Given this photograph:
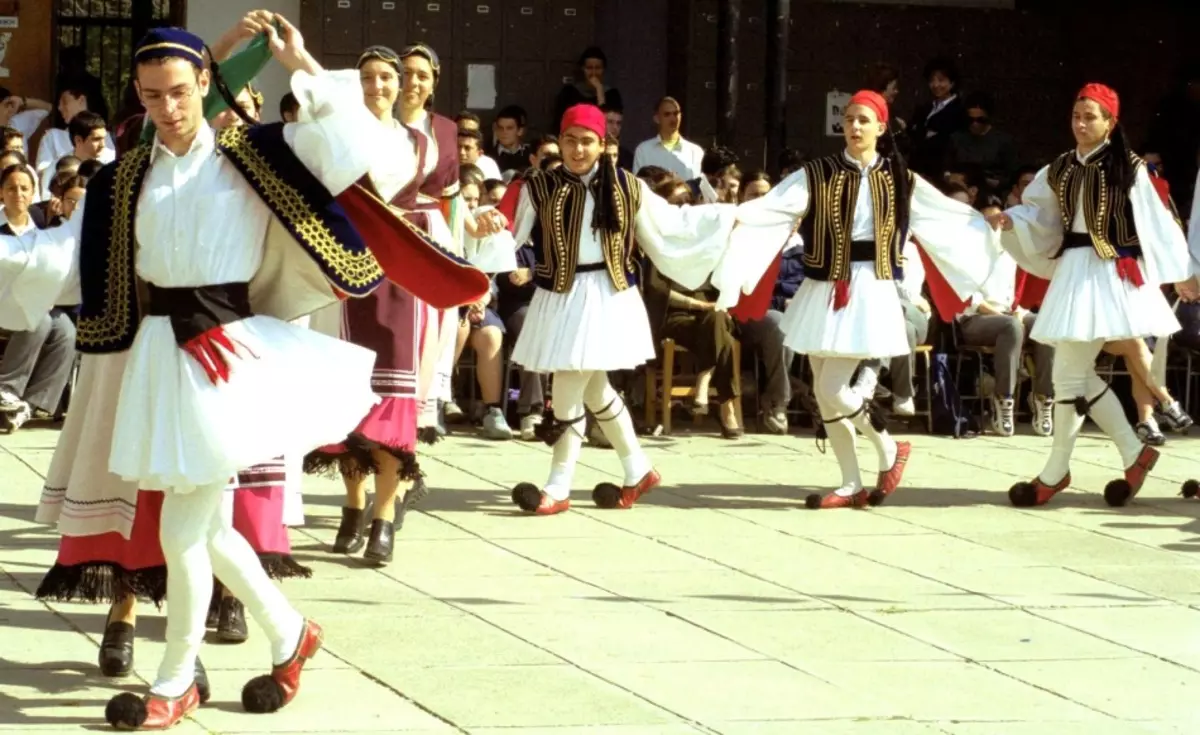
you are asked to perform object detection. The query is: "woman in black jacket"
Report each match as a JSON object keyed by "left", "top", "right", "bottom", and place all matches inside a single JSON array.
[{"left": 908, "top": 56, "right": 968, "bottom": 178}]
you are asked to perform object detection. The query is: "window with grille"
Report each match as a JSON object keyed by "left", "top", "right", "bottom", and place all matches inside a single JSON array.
[{"left": 54, "top": 0, "right": 185, "bottom": 122}]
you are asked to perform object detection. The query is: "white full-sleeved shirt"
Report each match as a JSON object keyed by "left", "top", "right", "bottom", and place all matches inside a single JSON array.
[
  {"left": 1186, "top": 168, "right": 1200, "bottom": 278},
  {"left": 1005, "top": 141, "right": 1191, "bottom": 286},
  {"left": 718, "top": 148, "right": 1001, "bottom": 312},
  {"left": 632, "top": 134, "right": 704, "bottom": 180},
  {"left": 510, "top": 163, "right": 737, "bottom": 292}
]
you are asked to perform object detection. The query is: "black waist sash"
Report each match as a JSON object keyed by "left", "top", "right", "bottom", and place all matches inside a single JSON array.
[
  {"left": 146, "top": 282, "right": 253, "bottom": 346},
  {"left": 1058, "top": 231, "right": 1142, "bottom": 260},
  {"left": 849, "top": 240, "right": 876, "bottom": 262},
  {"left": 576, "top": 262, "right": 607, "bottom": 273}
]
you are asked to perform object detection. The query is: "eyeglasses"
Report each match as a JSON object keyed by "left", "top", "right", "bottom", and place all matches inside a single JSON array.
[{"left": 141, "top": 85, "right": 197, "bottom": 109}]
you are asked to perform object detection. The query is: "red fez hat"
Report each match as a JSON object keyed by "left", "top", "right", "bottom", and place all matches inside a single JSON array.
[
  {"left": 848, "top": 90, "right": 890, "bottom": 124},
  {"left": 1077, "top": 83, "right": 1120, "bottom": 120},
  {"left": 560, "top": 103, "right": 607, "bottom": 138}
]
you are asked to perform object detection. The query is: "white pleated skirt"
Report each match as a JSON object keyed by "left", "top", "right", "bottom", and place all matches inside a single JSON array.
[
  {"left": 109, "top": 315, "right": 380, "bottom": 492},
  {"left": 1031, "top": 248, "right": 1180, "bottom": 344},
  {"left": 511, "top": 271, "right": 656, "bottom": 373},
  {"left": 778, "top": 262, "right": 910, "bottom": 359}
]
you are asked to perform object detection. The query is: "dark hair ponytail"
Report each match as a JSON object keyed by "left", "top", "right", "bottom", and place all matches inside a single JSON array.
[
  {"left": 206, "top": 46, "right": 259, "bottom": 129},
  {"left": 591, "top": 153, "right": 622, "bottom": 235},
  {"left": 1105, "top": 121, "right": 1136, "bottom": 192},
  {"left": 881, "top": 124, "right": 911, "bottom": 242}
]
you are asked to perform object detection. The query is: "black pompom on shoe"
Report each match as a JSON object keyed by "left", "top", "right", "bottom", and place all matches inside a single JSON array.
[
  {"left": 804, "top": 494, "right": 823, "bottom": 510},
  {"left": 1008, "top": 482, "right": 1037, "bottom": 508},
  {"left": 512, "top": 483, "right": 542, "bottom": 512},
  {"left": 241, "top": 674, "right": 286, "bottom": 714},
  {"left": 591, "top": 483, "right": 622, "bottom": 509},
  {"left": 1181, "top": 479, "right": 1200, "bottom": 499},
  {"left": 1103, "top": 478, "right": 1133, "bottom": 507},
  {"left": 105, "top": 692, "right": 148, "bottom": 729},
  {"left": 867, "top": 489, "right": 887, "bottom": 507},
  {"left": 195, "top": 658, "right": 211, "bottom": 704}
]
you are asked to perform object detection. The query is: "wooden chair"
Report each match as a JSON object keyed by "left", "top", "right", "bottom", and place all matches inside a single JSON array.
[
  {"left": 912, "top": 345, "right": 934, "bottom": 433},
  {"left": 644, "top": 338, "right": 744, "bottom": 435}
]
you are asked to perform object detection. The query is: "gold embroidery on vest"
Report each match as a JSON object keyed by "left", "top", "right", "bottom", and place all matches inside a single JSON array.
[
  {"left": 77, "top": 146, "right": 151, "bottom": 348},
  {"left": 1048, "top": 149, "right": 1142, "bottom": 260},
  {"left": 216, "top": 126, "right": 382, "bottom": 290},
  {"left": 802, "top": 157, "right": 900, "bottom": 281}
]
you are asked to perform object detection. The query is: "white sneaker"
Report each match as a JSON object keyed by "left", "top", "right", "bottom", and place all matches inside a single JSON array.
[
  {"left": 893, "top": 396, "right": 915, "bottom": 417},
  {"left": 1029, "top": 394, "right": 1053, "bottom": 437},
  {"left": 0, "top": 390, "right": 22, "bottom": 412},
  {"left": 481, "top": 407, "right": 513, "bottom": 440},
  {"left": 762, "top": 408, "right": 788, "bottom": 434},
  {"left": 989, "top": 395, "right": 1015, "bottom": 437},
  {"left": 4, "top": 402, "right": 31, "bottom": 433},
  {"left": 443, "top": 400, "right": 465, "bottom": 423},
  {"left": 519, "top": 413, "right": 542, "bottom": 441}
]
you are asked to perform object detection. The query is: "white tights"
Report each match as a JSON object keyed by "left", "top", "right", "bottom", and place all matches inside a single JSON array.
[
  {"left": 810, "top": 357, "right": 898, "bottom": 496},
  {"left": 1040, "top": 339, "right": 1142, "bottom": 485},
  {"left": 543, "top": 370, "right": 650, "bottom": 501},
  {"left": 153, "top": 484, "right": 303, "bottom": 697}
]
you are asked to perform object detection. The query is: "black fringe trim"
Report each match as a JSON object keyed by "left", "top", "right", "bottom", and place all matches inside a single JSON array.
[
  {"left": 304, "top": 433, "right": 422, "bottom": 480},
  {"left": 418, "top": 426, "right": 442, "bottom": 445},
  {"left": 36, "top": 562, "right": 168, "bottom": 607},
  {"left": 35, "top": 553, "right": 312, "bottom": 607}
]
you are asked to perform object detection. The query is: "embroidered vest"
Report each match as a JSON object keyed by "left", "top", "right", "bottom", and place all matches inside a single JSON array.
[
  {"left": 797, "top": 155, "right": 910, "bottom": 283},
  {"left": 76, "top": 123, "right": 384, "bottom": 354},
  {"left": 525, "top": 164, "right": 642, "bottom": 293},
  {"left": 1045, "top": 147, "right": 1143, "bottom": 259}
]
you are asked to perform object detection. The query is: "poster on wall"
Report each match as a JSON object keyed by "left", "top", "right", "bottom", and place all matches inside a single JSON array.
[
  {"left": 826, "top": 90, "right": 851, "bottom": 137},
  {"left": 0, "top": 32, "right": 12, "bottom": 78}
]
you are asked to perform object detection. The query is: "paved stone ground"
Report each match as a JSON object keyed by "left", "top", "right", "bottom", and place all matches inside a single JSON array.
[{"left": 2, "top": 420, "right": 1200, "bottom": 733}]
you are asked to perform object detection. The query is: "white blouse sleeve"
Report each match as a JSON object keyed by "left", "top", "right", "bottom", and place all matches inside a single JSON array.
[
  {"left": 708, "top": 169, "right": 811, "bottom": 310},
  {"left": 1001, "top": 166, "right": 1062, "bottom": 279},
  {"left": 633, "top": 179, "right": 737, "bottom": 291},
  {"left": 511, "top": 182, "right": 538, "bottom": 247},
  {"left": 1130, "top": 166, "right": 1190, "bottom": 286},
  {"left": 908, "top": 174, "right": 1002, "bottom": 299},
  {"left": 281, "top": 69, "right": 388, "bottom": 196},
  {"left": 898, "top": 237, "right": 926, "bottom": 302},
  {"left": 1189, "top": 170, "right": 1200, "bottom": 278},
  {"left": 463, "top": 205, "right": 519, "bottom": 273},
  {"left": 0, "top": 207, "right": 83, "bottom": 331}
]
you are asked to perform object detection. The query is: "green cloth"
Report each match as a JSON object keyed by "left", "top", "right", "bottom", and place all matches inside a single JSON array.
[{"left": 139, "top": 33, "right": 274, "bottom": 143}]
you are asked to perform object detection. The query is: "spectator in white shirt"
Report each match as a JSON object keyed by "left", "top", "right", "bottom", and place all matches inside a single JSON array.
[
  {"left": 1, "top": 126, "right": 22, "bottom": 154},
  {"left": 457, "top": 127, "right": 501, "bottom": 180},
  {"left": 34, "top": 86, "right": 115, "bottom": 187},
  {"left": 632, "top": 96, "right": 704, "bottom": 180},
  {"left": 956, "top": 207, "right": 1054, "bottom": 438},
  {"left": 0, "top": 89, "right": 52, "bottom": 145},
  {"left": 39, "top": 111, "right": 108, "bottom": 201}
]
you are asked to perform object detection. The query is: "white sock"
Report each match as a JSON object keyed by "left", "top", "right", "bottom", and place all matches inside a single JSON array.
[
  {"left": 1041, "top": 401, "right": 1084, "bottom": 485},
  {"left": 543, "top": 417, "right": 584, "bottom": 501},
  {"left": 1086, "top": 381, "right": 1143, "bottom": 468},
  {"left": 270, "top": 614, "right": 305, "bottom": 666},
  {"left": 591, "top": 392, "right": 650, "bottom": 485},
  {"left": 824, "top": 418, "right": 862, "bottom": 496},
  {"left": 850, "top": 407, "right": 897, "bottom": 472},
  {"left": 854, "top": 364, "right": 879, "bottom": 399}
]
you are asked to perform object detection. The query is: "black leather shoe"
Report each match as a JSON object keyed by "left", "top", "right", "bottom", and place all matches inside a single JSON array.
[
  {"left": 395, "top": 477, "right": 428, "bottom": 531},
  {"left": 195, "top": 657, "right": 211, "bottom": 704},
  {"left": 332, "top": 506, "right": 365, "bottom": 554},
  {"left": 216, "top": 596, "right": 248, "bottom": 644},
  {"left": 205, "top": 583, "right": 222, "bottom": 629},
  {"left": 98, "top": 620, "right": 134, "bottom": 677},
  {"left": 362, "top": 519, "right": 394, "bottom": 566}
]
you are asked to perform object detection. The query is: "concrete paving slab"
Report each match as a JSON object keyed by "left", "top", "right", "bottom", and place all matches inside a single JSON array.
[
  {"left": 904, "top": 564, "right": 1164, "bottom": 608},
  {"left": 571, "top": 570, "right": 828, "bottom": 613},
  {"left": 859, "top": 608, "right": 1139, "bottom": 661},
  {"left": 989, "top": 658, "right": 1200, "bottom": 720},
  {"left": 1033, "top": 605, "right": 1200, "bottom": 670},
  {"left": 711, "top": 721, "right": 946, "bottom": 735}
]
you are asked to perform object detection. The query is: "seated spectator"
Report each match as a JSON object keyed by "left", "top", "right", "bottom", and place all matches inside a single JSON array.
[
  {"left": 212, "top": 85, "right": 262, "bottom": 129},
  {"left": 483, "top": 178, "right": 506, "bottom": 206},
  {"left": 540, "top": 153, "right": 562, "bottom": 172},
  {"left": 635, "top": 164, "right": 672, "bottom": 187},
  {"left": 457, "top": 124, "right": 501, "bottom": 180},
  {"left": 553, "top": 46, "right": 622, "bottom": 125},
  {"left": 601, "top": 103, "right": 634, "bottom": 170},
  {"left": 460, "top": 163, "right": 485, "bottom": 189},
  {"left": 1, "top": 126, "right": 21, "bottom": 154},
  {"left": 645, "top": 176, "right": 743, "bottom": 438},
  {"left": 740, "top": 170, "right": 771, "bottom": 202},
  {"left": 0, "top": 164, "right": 76, "bottom": 431},
  {"left": 528, "top": 134, "right": 559, "bottom": 173},
  {"left": 54, "top": 154, "right": 81, "bottom": 177},
  {"left": 0, "top": 90, "right": 53, "bottom": 146},
  {"left": 490, "top": 105, "right": 529, "bottom": 174},
  {"left": 1005, "top": 165, "right": 1038, "bottom": 207},
  {"left": 1102, "top": 339, "right": 1191, "bottom": 444},
  {"left": 453, "top": 280, "right": 511, "bottom": 440},
  {"left": 279, "top": 91, "right": 299, "bottom": 123},
  {"left": 942, "top": 181, "right": 973, "bottom": 206},
  {"left": 736, "top": 171, "right": 801, "bottom": 433},
  {"left": 41, "top": 172, "right": 87, "bottom": 227},
  {"left": 497, "top": 244, "right": 544, "bottom": 439},
  {"left": 956, "top": 206, "right": 1054, "bottom": 437},
  {"left": 76, "top": 158, "right": 104, "bottom": 180},
  {"left": 944, "top": 165, "right": 983, "bottom": 206},
  {"left": 948, "top": 92, "right": 1018, "bottom": 191},
  {"left": 34, "top": 81, "right": 114, "bottom": 183},
  {"left": 855, "top": 238, "right": 931, "bottom": 417},
  {"left": 40, "top": 111, "right": 107, "bottom": 200},
  {"left": 778, "top": 148, "right": 806, "bottom": 179},
  {"left": 695, "top": 145, "right": 741, "bottom": 203}
]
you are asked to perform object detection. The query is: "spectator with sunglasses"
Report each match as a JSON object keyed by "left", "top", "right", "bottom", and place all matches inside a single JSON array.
[{"left": 949, "top": 92, "right": 1018, "bottom": 192}]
